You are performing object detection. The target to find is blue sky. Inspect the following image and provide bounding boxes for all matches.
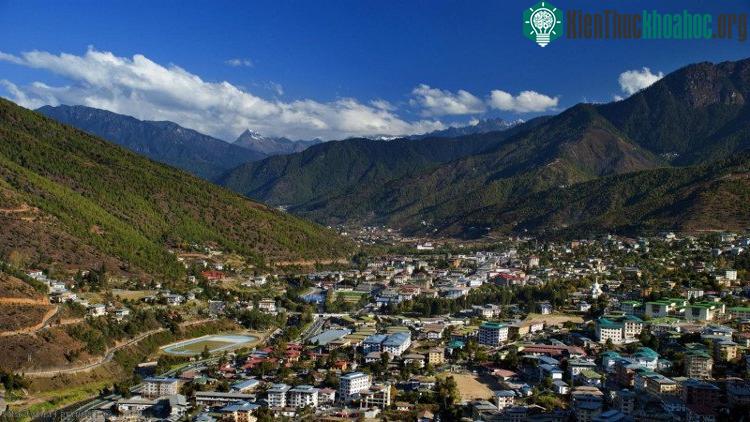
[1,0,749,140]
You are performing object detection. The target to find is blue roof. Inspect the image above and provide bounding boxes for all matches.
[383,332,410,347]
[364,334,388,344]
[231,379,260,390]
[308,329,351,346]
[144,377,179,383]
[341,371,368,380]
[219,401,259,413]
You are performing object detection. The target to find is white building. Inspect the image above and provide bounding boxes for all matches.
[381,332,411,356]
[595,316,643,344]
[361,383,391,409]
[267,383,291,408]
[478,322,508,346]
[143,377,180,398]
[88,303,106,317]
[495,390,515,409]
[338,372,371,403]
[288,384,319,408]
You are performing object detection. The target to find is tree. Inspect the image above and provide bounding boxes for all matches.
[436,376,461,420]
[200,345,211,360]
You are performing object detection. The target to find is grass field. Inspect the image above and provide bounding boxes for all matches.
[336,290,367,303]
[438,373,494,403]
[111,289,157,301]
[523,313,583,326]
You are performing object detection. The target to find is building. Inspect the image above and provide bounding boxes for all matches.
[230,378,260,393]
[713,339,738,362]
[382,332,411,356]
[643,373,678,396]
[686,302,724,322]
[645,299,683,318]
[287,384,319,408]
[194,392,255,406]
[143,377,180,398]
[728,306,750,320]
[683,379,721,407]
[257,299,277,313]
[361,383,391,409]
[595,316,642,344]
[478,322,508,346]
[362,334,388,353]
[427,348,444,366]
[267,383,291,408]
[685,351,713,379]
[494,390,515,409]
[338,372,371,403]
[88,303,106,317]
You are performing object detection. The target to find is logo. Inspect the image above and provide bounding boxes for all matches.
[524,1,563,47]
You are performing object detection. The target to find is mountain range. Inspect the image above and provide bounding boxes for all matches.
[36,105,268,180]
[0,98,351,280]
[232,129,322,156]
[407,117,523,140]
[218,58,750,237]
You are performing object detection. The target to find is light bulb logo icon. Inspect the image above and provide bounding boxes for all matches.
[523,2,563,47]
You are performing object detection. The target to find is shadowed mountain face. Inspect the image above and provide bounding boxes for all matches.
[219,58,750,237]
[36,105,267,180]
[1,99,351,280]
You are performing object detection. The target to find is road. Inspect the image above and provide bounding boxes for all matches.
[26,328,166,377]
[56,355,224,422]
[26,318,216,377]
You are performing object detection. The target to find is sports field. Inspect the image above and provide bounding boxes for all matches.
[161,334,257,356]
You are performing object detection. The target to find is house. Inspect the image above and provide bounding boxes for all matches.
[88,303,106,317]
[538,301,553,315]
[402,353,425,368]
[164,293,184,306]
[257,299,277,313]
[553,380,570,395]
[112,307,130,320]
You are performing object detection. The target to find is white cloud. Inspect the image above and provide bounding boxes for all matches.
[618,67,664,96]
[370,99,396,111]
[0,48,445,140]
[269,82,284,96]
[488,90,559,113]
[225,58,253,67]
[411,84,486,116]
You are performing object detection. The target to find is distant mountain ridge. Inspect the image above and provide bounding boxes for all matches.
[408,117,523,139]
[219,57,750,237]
[36,105,267,180]
[232,129,322,156]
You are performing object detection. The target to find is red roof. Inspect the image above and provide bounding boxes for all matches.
[201,270,225,281]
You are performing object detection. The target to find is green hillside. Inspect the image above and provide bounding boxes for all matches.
[0,99,351,280]
[219,58,750,237]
